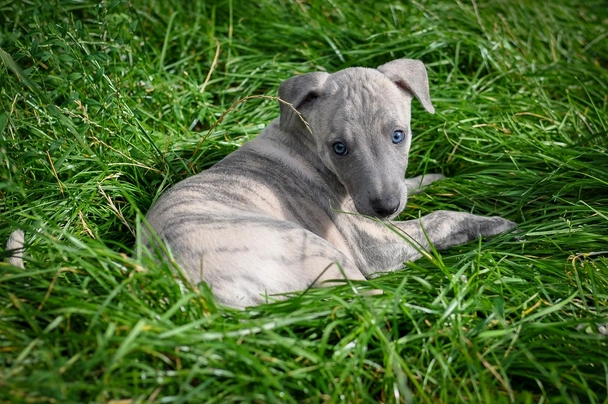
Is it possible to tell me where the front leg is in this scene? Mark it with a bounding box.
[405,173,445,195]
[394,210,516,259]
[353,210,516,276]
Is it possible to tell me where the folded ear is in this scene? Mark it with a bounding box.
[377,59,435,114]
[278,71,329,134]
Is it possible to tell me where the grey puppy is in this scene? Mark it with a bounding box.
[143,59,516,308]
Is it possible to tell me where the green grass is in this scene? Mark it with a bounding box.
[1,0,607,402]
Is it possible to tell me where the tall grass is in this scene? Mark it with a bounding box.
[1,0,607,402]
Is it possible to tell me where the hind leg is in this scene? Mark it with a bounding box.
[164,221,366,308]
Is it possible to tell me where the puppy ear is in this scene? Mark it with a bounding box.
[278,72,329,134]
[377,59,435,114]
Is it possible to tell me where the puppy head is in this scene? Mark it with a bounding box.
[278,59,435,219]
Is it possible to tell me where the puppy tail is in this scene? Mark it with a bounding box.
[6,229,25,269]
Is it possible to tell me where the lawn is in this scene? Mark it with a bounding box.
[1,0,607,402]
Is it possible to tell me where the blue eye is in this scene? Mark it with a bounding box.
[392,130,405,144]
[332,141,348,156]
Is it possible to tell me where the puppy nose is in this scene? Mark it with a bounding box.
[371,196,400,217]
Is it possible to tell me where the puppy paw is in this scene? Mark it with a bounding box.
[479,216,517,238]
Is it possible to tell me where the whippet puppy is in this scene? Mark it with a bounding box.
[142,59,516,307]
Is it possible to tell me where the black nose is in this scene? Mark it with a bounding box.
[371,196,400,217]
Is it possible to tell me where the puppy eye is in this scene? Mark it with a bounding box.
[332,141,348,156]
[392,130,405,144]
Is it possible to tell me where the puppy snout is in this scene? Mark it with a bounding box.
[371,195,400,217]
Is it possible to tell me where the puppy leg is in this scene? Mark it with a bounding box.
[354,210,515,276]
[405,173,445,195]
[166,223,367,308]
[394,210,516,258]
